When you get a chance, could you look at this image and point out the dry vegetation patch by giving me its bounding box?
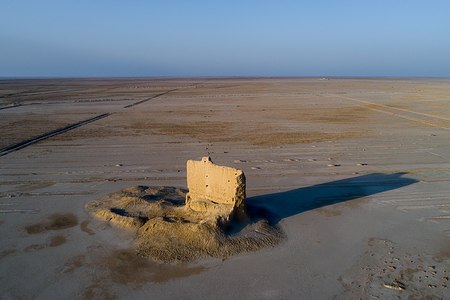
[125,119,362,147]
[280,104,376,124]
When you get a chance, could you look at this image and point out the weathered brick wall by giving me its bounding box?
[186,157,246,210]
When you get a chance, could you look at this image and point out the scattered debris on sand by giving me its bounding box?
[86,157,283,263]
[338,238,449,299]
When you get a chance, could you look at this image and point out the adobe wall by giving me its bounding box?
[186,157,246,211]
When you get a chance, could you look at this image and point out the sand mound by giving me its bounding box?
[86,186,283,263]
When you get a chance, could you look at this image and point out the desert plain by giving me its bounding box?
[0,77,449,299]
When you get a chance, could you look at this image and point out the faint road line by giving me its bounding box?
[428,152,450,161]
[0,104,22,110]
[328,94,450,131]
[0,81,206,156]
[336,95,450,122]
[123,81,207,108]
[0,113,111,157]
[123,89,178,108]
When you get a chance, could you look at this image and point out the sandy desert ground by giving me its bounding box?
[0,77,449,299]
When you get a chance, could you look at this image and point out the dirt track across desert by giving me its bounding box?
[1,78,449,299]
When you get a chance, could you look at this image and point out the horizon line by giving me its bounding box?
[1,75,450,81]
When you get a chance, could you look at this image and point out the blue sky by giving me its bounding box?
[1,0,449,77]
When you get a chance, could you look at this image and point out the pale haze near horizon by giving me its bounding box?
[1,0,449,77]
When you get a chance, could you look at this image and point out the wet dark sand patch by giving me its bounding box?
[24,244,47,252]
[24,235,67,252]
[433,249,450,263]
[315,197,370,217]
[17,181,56,192]
[68,247,206,300]
[80,220,95,235]
[103,249,207,285]
[315,207,342,217]
[49,235,66,247]
[60,247,205,300]
[83,283,116,300]
[342,197,371,209]
[0,249,18,260]
[60,255,86,274]
[25,213,78,234]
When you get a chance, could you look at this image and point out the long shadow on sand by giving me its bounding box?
[245,172,417,225]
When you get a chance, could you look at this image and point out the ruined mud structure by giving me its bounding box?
[86,157,282,263]
[186,156,246,224]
